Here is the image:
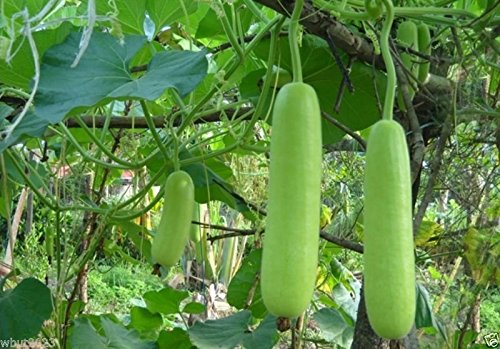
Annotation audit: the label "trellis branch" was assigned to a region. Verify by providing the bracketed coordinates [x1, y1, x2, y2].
[62, 108, 254, 129]
[253, 0, 383, 67]
[200, 221, 364, 253]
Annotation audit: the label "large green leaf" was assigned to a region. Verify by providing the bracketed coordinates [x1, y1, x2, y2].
[188, 311, 278, 349]
[146, 0, 198, 35]
[68, 318, 108, 349]
[0, 111, 48, 153]
[95, 0, 146, 35]
[2, 0, 47, 25]
[182, 162, 257, 221]
[227, 248, 266, 318]
[0, 278, 53, 340]
[69, 317, 155, 349]
[34, 32, 208, 123]
[95, 0, 198, 36]
[196, 1, 254, 41]
[254, 35, 385, 145]
[143, 287, 189, 315]
[182, 302, 206, 314]
[157, 328, 194, 349]
[129, 306, 163, 334]
[0, 22, 73, 89]
[241, 315, 279, 349]
[313, 308, 354, 348]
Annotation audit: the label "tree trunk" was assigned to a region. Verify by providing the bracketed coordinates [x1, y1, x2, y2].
[351, 284, 418, 349]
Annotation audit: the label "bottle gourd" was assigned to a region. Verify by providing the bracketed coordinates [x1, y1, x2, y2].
[396, 20, 419, 111]
[417, 23, 431, 84]
[152, 170, 194, 268]
[261, 82, 322, 318]
[363, 120, 416, 339]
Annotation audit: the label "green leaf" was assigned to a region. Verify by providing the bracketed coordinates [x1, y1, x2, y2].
[0, 22, 73, 89]
[69, 317, 155, 349]
[241, 315, 279, 349]
[0, 103, 13, 121]
[182, 302, 206, 314]
[254, 35, 385, 145]
[415, 283, 434, 328]
[158, 328, 194, 349]
[3, 0, 47, 17]
[188, 311, 278, 349]
[95, 0, 198, 36]
[3, 152, 48, 188]
[0, 111, 48, 153]
[0, 278, 53, 340]
[146, 0, 198, 35]
[69, 318, 108, 349]
[227, 248, 266, 318]
[143, 287, 189, 315]
[112, 220, 152, 262]
[416, 294, 448, 342]
[95, 0, 146, 35]
[181, 161, 257, 221]
[239, 68, 269, 107]
[130, 306, 163, 333]
[196, 2, 254, 41]
[34, 32, 208, 123]
[331, 284, 357, 325]
[313, 308, 354, 348]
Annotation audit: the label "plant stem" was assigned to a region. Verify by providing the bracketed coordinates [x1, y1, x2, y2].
[380, 0, 395, 120]
[140, 100, 170, 161]
[290, 0, 305, 82]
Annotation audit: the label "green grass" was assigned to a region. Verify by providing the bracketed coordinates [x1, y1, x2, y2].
[86, 261, 164, 316]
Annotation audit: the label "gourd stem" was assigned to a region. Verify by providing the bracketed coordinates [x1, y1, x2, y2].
[380, 0, 395, 120]
[290, 0, 304, 82]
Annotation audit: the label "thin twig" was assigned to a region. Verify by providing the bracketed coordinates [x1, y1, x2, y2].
[196, 221, 255, 234]
[325, 30, 354, 93]
[334, 57, 355, 113]
[202, 221, 364, 253]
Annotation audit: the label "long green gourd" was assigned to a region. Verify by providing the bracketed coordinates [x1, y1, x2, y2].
[151, 170, 194, 268]
[261, 82, 322, 318]
[362, 0, 416, 339]
[417, 22, 431, 84]
[397, 20, 419, 111]
[363, 120, 416, 339]
[260, 0, 322, 318]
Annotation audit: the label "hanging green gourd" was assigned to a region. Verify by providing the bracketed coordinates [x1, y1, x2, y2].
[151, 170, 194, 268]
[417, 22, 431, 84]
[362, 0, 416, 339]
[260, 0, 322, 318]
[396, 20, 419, 111]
